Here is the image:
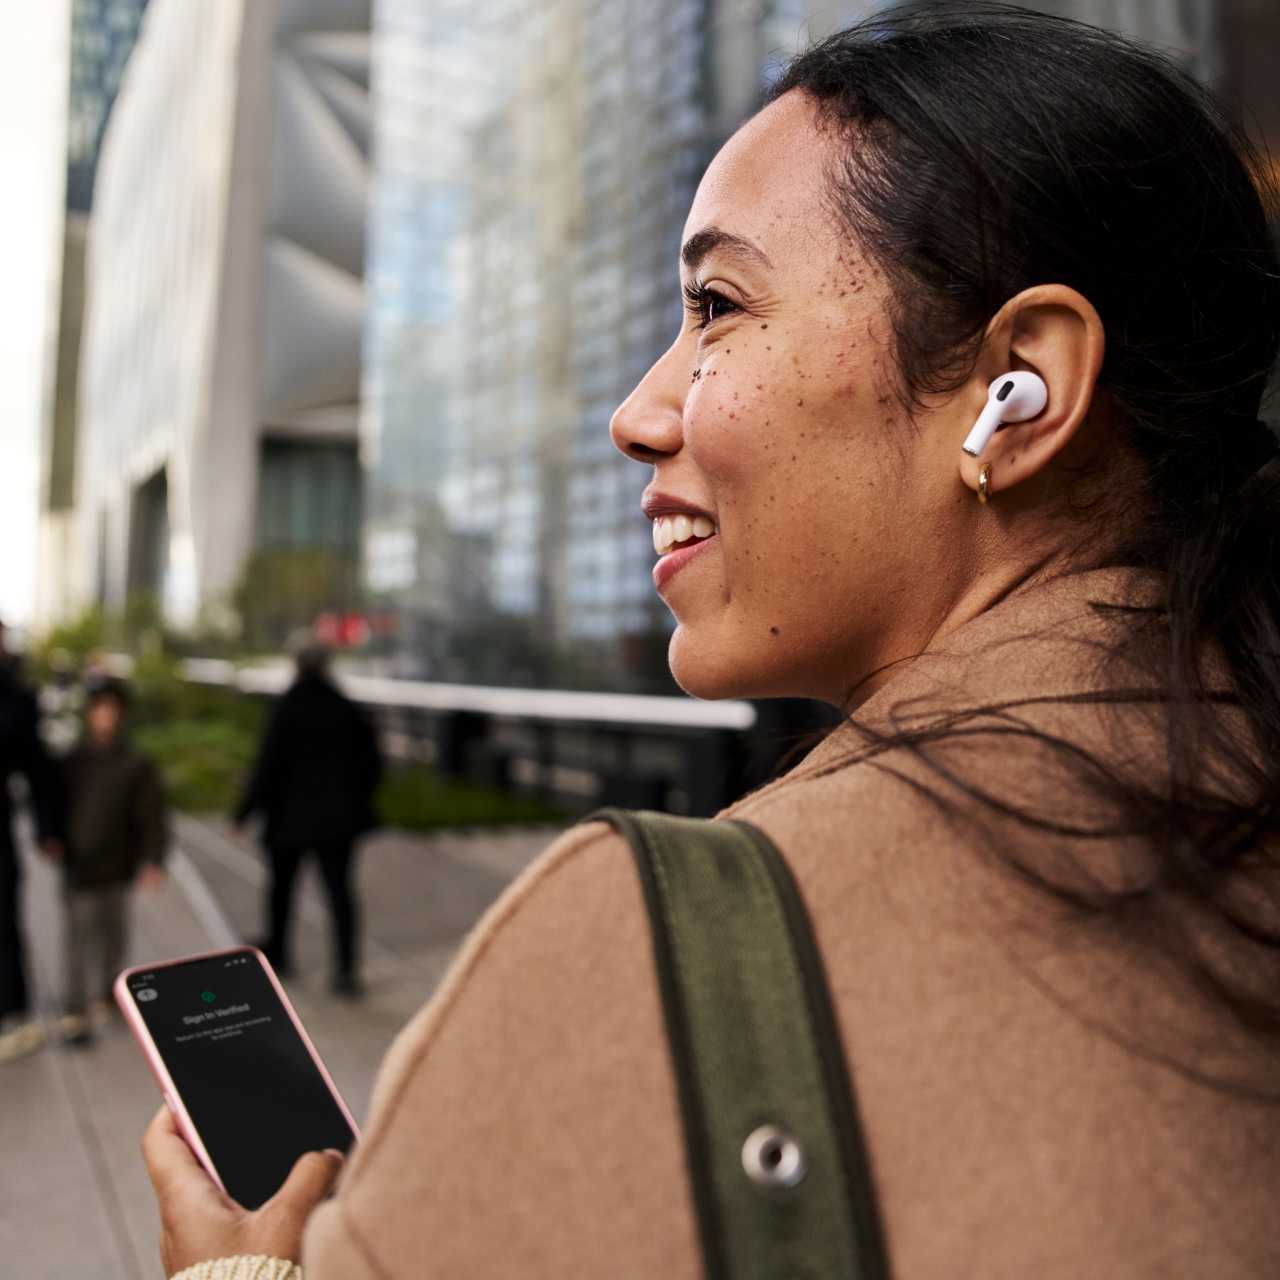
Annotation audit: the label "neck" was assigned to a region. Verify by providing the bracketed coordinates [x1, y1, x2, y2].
[834, 550, 1094, 712]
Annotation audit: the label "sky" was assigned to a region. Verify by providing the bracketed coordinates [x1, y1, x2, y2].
[0, 3, 70, 629]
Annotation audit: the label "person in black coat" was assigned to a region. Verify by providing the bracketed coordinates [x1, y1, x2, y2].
[233, 640, 382, 996]
[0, 621, 63, 1062]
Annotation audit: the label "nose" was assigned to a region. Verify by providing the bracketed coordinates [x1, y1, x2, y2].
[610, 340, 686, 463]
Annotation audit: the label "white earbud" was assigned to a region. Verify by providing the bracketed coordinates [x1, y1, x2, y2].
[960, 372, 1048, 458]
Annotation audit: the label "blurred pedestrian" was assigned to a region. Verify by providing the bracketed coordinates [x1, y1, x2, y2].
[0, 619, 63, 1063]
[234, 638, 382, 997]
[56, 679, 167, 1048]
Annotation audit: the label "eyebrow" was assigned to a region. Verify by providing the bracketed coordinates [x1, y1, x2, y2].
[680, 226, 773, 274]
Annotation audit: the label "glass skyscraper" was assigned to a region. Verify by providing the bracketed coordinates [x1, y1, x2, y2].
[65, 0, 151, 214]
[362, 0, 1231, 694]
[364, 0, 865, 691]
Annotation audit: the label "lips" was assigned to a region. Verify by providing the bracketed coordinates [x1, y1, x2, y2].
[641, 489, 716, 524]
[652, 533, 717, 591]
[642, 489, 720, 592]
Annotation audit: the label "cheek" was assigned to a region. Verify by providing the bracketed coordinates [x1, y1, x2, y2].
[690, 340, 870, 532]
[687, 324, 898, 602]
[685, 339, 794, 476]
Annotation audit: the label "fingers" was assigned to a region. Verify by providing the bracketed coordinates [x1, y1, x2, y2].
[268, 1149, 346, 1217]
[141, 1104, 229, 1209]
[142, 1105, 247, 1274]
[143, 1102, 343, 1260]
[207, 1149, 346, 1266]
[142, 1103, 197, 1186]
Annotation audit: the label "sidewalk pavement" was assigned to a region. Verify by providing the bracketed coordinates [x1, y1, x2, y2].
[1, 816, 561, 1280]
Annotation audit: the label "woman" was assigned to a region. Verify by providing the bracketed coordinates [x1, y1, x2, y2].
[144, 4, 1280, 1276]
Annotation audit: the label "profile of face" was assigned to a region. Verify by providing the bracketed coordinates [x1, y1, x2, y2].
[87, 695, 124, 746]
[610, 90, 1105, 707]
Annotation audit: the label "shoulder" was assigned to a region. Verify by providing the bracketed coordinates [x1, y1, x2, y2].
[319, 821, 700, 1277]
[351, 821, 654, 1131]
[722, 731, 1280, 1275]
[367, 822, 649, 1103]
[269, 683, 319, 728]
[303, 678, 362, 719]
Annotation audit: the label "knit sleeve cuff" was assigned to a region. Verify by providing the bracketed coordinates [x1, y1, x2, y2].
[170, 1256, 303, 1280]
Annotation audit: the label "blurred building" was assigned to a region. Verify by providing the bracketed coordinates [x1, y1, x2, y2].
[46, 0, 1275, 681]
[359, 0, 1247, 694]
[362, 0, 871, 691]
[73, 0, 371, 637]
[35, 0, 149, 631]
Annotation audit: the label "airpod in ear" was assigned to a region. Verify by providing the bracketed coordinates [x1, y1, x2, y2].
[961, 372, 1048, 458]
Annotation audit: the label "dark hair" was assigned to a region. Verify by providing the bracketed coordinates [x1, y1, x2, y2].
[293, 643, 332, 679]
[770, 3, 1280, 1087]
[86, 677, 131, 711]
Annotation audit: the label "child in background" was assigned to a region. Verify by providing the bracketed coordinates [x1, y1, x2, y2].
[54, 680, 167, 1047]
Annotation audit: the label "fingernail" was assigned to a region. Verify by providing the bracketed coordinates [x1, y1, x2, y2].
[324, 1148, 345, 1160]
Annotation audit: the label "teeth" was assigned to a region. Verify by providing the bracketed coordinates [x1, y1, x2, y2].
[653, 513, 717, 555]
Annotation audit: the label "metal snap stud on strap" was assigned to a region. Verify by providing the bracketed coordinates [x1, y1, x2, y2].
[742, 1124, 807, 1188]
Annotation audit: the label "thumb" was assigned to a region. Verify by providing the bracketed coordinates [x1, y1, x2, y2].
[272, 1149, 346, 1212]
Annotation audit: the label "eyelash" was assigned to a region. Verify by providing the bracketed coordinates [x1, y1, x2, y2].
[682, 280, 740, 330]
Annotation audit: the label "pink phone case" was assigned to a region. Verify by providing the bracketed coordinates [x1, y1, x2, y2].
[114, 945, 360, 1195]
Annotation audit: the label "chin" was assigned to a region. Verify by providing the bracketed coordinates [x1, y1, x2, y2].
[668, 623, 842, 704]
[668, 628, 772, 701]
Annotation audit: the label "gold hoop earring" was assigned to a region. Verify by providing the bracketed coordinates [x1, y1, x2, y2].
[977, 463, 992, 504]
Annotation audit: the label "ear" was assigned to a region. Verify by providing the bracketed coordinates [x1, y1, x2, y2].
[957, 285, 1105, 501]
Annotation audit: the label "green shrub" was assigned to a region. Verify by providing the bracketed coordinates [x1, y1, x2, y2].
[134, 718, 259, 814]
[132, 660, 266, 734]
[376, 764, 565, 831]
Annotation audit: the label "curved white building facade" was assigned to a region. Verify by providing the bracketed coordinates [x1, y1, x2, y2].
[77, 0, 370, 627]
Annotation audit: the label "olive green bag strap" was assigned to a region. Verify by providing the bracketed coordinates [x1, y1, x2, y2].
[590, 808, 890, 1280]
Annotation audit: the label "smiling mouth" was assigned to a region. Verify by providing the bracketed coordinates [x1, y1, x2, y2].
[652, 514, 717, 556]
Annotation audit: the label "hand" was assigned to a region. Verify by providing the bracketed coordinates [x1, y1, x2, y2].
[40, 838, 64, 863]
[142, 1104, 344, 1275]
[138, 865, 166, 892]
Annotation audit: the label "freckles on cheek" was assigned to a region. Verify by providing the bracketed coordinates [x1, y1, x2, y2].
[689, 342, 784, 462]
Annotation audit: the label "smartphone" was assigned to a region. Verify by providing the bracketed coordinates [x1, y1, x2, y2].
[115, 945, 359, 1209]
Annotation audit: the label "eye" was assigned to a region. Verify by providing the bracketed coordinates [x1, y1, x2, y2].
[683, 281, 740, 330]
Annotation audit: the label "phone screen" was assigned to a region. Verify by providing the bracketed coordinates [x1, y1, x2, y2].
[125, 950, 356, 1209]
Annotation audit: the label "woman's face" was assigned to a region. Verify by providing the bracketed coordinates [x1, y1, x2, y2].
[611, 91, 969, 704]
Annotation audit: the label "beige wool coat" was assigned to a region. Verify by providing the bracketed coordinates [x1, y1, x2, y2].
[296, 567, 1279, 1278]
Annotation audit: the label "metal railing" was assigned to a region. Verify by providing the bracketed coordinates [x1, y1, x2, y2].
[181, 658, 758, 815]
[180, 658, 755, 730]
